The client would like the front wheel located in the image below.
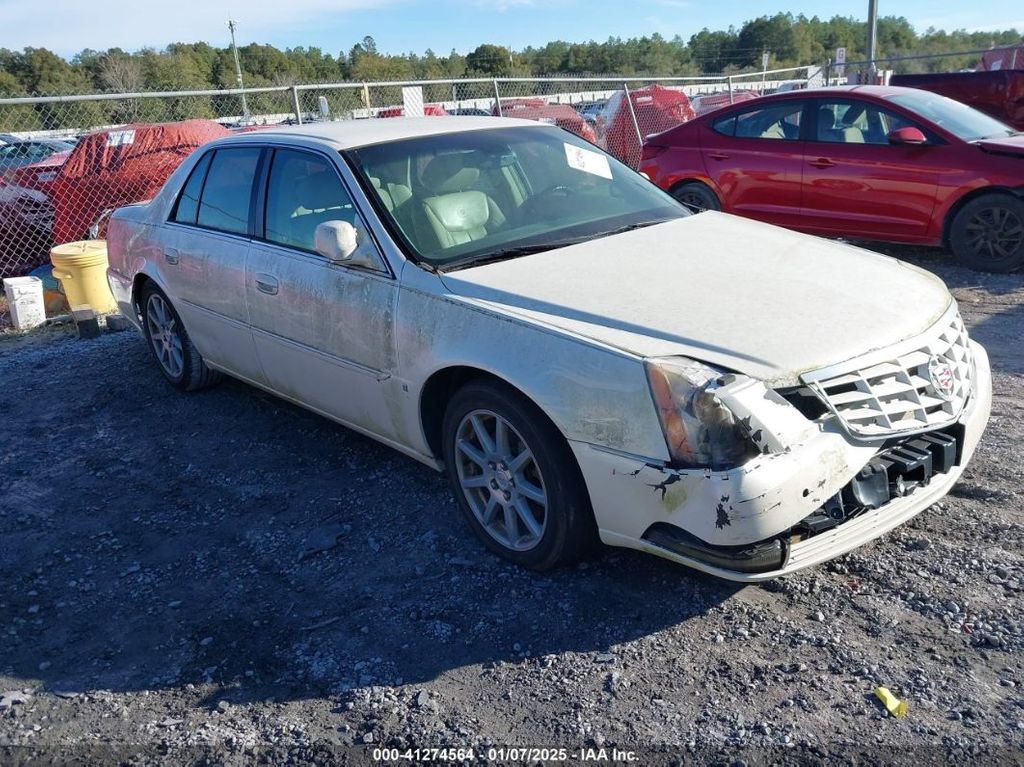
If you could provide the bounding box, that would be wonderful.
[441,380,597,570]
[670,181,721,214]
[949,193,1024,273]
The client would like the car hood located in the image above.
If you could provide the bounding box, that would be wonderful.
[975,135,1024,157]
[439,213,952,385]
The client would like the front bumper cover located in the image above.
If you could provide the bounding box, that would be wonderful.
[571,341,992,582]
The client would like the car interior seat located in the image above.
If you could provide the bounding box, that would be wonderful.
[417,153,506,251]
[816,106,839,142]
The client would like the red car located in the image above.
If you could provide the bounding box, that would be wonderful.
[494,99,597,143]
[640,85,1024,272]
[691,90,760,116]
[377,104,448,118]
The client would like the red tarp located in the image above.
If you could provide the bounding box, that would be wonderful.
[52,119,229,244]
[980,47,1024,71]
[596,85,695,168]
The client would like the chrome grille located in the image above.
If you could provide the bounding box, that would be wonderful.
[805,312,973,437]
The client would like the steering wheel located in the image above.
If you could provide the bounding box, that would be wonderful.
[516,184,577,222]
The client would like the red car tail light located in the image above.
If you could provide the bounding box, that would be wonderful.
[640,144,668,162]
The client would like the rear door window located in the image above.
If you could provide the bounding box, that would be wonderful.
[715,101,806,140]
[196,147,262,235]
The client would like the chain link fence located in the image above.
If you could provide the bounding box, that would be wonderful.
[825,44,1024,85]
[0,66,820,279]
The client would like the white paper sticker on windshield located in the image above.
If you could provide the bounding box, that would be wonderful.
[564,142,612,179]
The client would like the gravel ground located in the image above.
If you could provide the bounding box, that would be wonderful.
[0,246,1022,765]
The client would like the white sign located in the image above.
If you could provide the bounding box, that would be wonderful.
[564,142,612,180]
[762,51,770,68]
[835,47,847,77]
[402,86,425,118]
[106,129,135,147]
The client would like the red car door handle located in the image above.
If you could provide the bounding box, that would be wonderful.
[809,157,836,168]
[708,152,730,161]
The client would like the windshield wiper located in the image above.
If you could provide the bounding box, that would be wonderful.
[441,243,565,272]
[439,218,676,272]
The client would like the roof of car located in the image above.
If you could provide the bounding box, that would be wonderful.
[230,116,545,149]
[769,84,917,99]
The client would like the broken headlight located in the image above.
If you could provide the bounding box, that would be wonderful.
[644,357,757,470]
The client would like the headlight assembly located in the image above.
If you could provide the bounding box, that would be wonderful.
[644,357,757,470]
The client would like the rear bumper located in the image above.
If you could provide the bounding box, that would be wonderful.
[107,268,142,331]
[572,341,992,582]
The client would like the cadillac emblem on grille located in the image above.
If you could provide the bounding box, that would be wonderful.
[928,356,956,401]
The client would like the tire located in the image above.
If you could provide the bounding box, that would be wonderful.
[671,181,721,214]
[139,285,222,391]
[441,379,598,570]
[948,193,1024,273]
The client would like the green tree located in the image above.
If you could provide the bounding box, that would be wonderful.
[466,44,513,76]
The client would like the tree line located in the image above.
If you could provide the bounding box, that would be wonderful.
[0,13,1020,130]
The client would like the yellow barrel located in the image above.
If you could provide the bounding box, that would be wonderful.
[50,240,117,314]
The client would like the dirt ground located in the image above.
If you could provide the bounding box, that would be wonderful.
[1,245,1022,765]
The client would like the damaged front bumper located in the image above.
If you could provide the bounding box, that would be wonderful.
[571,341,992,582]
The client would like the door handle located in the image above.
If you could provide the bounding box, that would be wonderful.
[164,249,179,265]
[708,152,730,161]
[254,273,279,296]
[809,157,836,168]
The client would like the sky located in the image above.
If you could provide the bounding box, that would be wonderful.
[0,0,1020,58]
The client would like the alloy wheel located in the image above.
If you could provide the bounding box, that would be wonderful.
[965,205,1024,263]
[454,409,548,551]
[145,293,184,379]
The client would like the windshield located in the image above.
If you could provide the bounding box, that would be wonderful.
[886,90,1016,141]
[345,126,686,270]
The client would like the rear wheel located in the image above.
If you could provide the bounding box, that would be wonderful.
[140,285,222,391]
[670,181,721,214]
[949,193,1024,273]
[441,380,597,570]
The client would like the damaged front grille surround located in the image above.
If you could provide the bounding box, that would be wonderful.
[801,310,973,439]
[793,427,961,539]
[640,425,963,574]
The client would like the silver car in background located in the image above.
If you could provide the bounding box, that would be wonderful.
[107,117,991,580]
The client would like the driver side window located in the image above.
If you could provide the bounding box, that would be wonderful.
[264,149,356,253]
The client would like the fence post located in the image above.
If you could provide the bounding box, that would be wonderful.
[727,75,734,103]
[493,79,503,116]
[825,59,832,87]
[362,82,371,116]
[291,86,303,125]
[622,82,643,161]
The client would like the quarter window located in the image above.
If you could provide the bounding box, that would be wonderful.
[264,149,355,253]
[172,151,213,225]
[195,147,261,235]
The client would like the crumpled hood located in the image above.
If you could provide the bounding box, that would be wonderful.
[439,213,952,385]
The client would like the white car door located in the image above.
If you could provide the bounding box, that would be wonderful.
[245,146,401,440]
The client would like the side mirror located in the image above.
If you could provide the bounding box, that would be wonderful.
[888,126,927,146]
[314,220,379,269]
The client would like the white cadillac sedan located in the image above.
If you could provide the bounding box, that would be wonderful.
[107,117,991,581]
